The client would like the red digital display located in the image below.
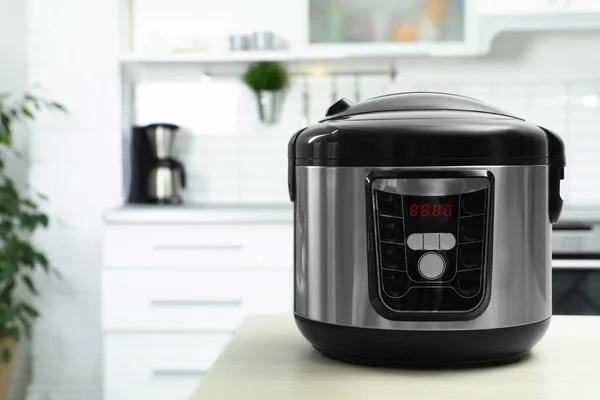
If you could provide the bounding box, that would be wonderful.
[409,204,452,217]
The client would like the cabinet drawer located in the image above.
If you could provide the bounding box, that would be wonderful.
[103,270,245,332]
[104,333,230,400]
[104,224,292,269]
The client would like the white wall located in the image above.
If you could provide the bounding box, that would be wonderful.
[134,31,600,206]
[24,0,121,399]
[0,1,31,399]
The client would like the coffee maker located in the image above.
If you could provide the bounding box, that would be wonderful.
[128,123,186,205]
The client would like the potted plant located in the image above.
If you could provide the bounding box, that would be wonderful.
[0,93,63,400]
[242,61,289,124]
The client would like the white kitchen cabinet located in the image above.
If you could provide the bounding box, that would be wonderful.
[105,334,231,400]
[102,269,246,332]
[303,0,479,57]
[475,0,600,54]
[480,0,600,14]
[102,207,294,400]
[121,0,600,67]
[566,0,600,12]
[104,224,292,269]
[479,0,547,15]
[123,0,479,61]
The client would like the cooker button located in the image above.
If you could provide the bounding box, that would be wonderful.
[456,270,482,297]
[439,233,456,250]
[461,190,486,215]
[407,233,423,250]
[379,216,404,243]
[418,252,445,280]
[458,242,483,270]
[380,243,406,271]
[459,215,484,243]
[382,270,410,297]
[423,233,439,250]
[376,190,403,217]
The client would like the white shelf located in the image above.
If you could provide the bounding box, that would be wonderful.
[120,48,441,65]
[120,11,600,67]
[121,51,306,64]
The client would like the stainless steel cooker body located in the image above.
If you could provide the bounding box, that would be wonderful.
[288,92,565,365]
[294,165,552,331]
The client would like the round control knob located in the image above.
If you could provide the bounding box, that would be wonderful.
[418,252,446,280]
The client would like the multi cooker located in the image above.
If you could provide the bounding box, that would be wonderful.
[288,92,565,365]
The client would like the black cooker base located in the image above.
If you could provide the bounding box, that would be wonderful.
[295,315,550,367]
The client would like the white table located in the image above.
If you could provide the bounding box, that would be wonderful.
[189,315,600,400]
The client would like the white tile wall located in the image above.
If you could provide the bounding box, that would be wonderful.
[136,76,600,206]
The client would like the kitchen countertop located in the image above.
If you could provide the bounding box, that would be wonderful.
[103,204,293,224]
[104,204,600,225]
[189,315,600,400]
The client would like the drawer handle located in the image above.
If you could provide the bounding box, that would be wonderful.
[153,244,243,251]
[151,299,243,307]
[153,369,207,377]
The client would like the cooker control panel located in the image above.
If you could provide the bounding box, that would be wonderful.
[367,172,493,320]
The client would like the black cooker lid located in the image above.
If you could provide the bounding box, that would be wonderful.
[288,92,566,167]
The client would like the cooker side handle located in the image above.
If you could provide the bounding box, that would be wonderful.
[540,126,566,224]
[288,129,304,202]
[549,166,564,224]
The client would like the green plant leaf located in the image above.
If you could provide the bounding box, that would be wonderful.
[24,95,41,111]
[6,327,20,342]
[0,308,15,324]
[3,176,18,196]
[243,62,289,92]
[1,112,11,135]
[0,280,16,303]
[22,275,39,296]
[18,213,48,232]
[19,214,33,231]
[17,241,36,267]
[37,214,49,228]
[0,192,19,213]
[21,107,34,119]
[21,199,38,210]
[1,347,10,364]
[20,302,39,319]
[0,219,13,236]
[34,252,50,272]
[0,91,62,339]
[0,262,17,281]
[0,111,10,144]
[49,102,67,112]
